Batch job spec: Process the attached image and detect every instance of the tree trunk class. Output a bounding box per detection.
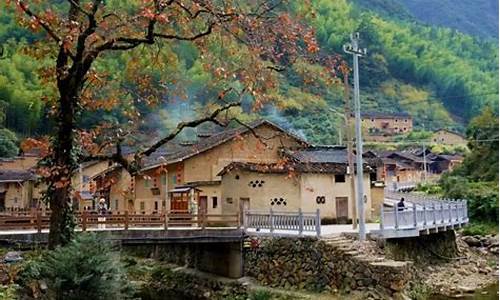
[47,87,78,249]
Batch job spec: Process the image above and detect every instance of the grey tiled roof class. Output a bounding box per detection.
[360,112,411,119]
[283,146,349,164]
[0,170,36,182]
[141,119,309,169]
[217,161,348,176]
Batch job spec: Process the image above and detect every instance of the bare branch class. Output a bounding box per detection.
[81,101,241,174]
[16,0,62,44]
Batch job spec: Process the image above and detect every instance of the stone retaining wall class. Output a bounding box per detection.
[244,237,412,295]
[385,230,458,263]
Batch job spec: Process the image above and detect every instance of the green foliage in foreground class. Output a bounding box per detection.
[19,233,133,300]
[439,108,499,226]
[461,222,499,236]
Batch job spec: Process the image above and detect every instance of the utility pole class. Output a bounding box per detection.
[344,33,367,241]
[340,64,357,229]
[422,123,427,183]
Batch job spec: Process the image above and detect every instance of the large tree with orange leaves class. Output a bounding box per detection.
[8,0,336,247]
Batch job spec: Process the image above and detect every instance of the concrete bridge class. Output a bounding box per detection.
[371,191,469,238]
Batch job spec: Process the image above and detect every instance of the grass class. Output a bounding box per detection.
[461,222,498,236]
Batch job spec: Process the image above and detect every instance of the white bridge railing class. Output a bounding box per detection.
[244,209,321,237]
[380,199,468,231]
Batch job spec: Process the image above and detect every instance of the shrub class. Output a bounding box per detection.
[440,175,498,223]
[19,233,133,300]
[461,223,498,236]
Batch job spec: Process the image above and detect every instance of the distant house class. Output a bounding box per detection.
[432,129,467,146]
[219,146,374,223]
[353,112,413,141]
[429,154,464,174]
[0,170,39,210]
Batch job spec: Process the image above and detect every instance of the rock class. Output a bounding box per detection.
[458,268,469,276]
[427,266,435,272]
[3,251,22,263]
[489,247,498,254]
[462,236,481,247]
[458,286,475,293]
[39,280,48,292]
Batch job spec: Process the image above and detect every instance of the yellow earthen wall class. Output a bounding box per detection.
[431,130,467,146]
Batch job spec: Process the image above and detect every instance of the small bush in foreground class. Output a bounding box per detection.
[19,233,133,300]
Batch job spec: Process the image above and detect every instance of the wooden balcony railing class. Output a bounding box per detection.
[0,210,240,233]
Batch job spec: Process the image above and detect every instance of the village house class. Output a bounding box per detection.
[0,152,126,211]
[431,129,467,146]
[129,120,308,214]
[355,112,413,141]
[429,154,464,174]
[0,169,39,210]
[218,146,374,223]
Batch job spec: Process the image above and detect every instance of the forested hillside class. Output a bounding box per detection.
[0,0,498,148]
[400,0,498,39]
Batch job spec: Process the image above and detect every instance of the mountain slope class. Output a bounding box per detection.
[400,0,499,39]
[0,1,498,146]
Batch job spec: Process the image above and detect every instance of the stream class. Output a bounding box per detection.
[429,282,499,300]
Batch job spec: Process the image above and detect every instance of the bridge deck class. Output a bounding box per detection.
[0,227,245,245]
[372,194,469,238]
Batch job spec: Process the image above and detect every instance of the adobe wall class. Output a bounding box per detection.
[183,124,303,184]
[431,131,467,146]
[0,181,33,209]
[220,170,373,220]
[300,173,372,220]
[220,170,301,215]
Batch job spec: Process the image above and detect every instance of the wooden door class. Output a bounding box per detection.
[0,192,5,211]
[171,195,188,211]
[198,196,207,226]
[335,197,349,224]
[239,198,249,226]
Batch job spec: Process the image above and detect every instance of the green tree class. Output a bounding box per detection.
[440,107,499,224]
[0,128,18,157]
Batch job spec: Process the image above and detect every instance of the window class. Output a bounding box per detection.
[394,127,398,131]
[316,196,326,204]
[212,197,218,209]
[395,119,398,122]
[334,175,346,183]
[140,201,145,211]
[226,198,233,204]
[151,187,160,195]
[115,199,119,210]
[404,119,408,122]
[144,179,150,188]
[371,118,374,122]
[403,127,407,131]
[172,175,177,184]
[154,201,159,211]
[161,174,167,185]
[270,197,287,206]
